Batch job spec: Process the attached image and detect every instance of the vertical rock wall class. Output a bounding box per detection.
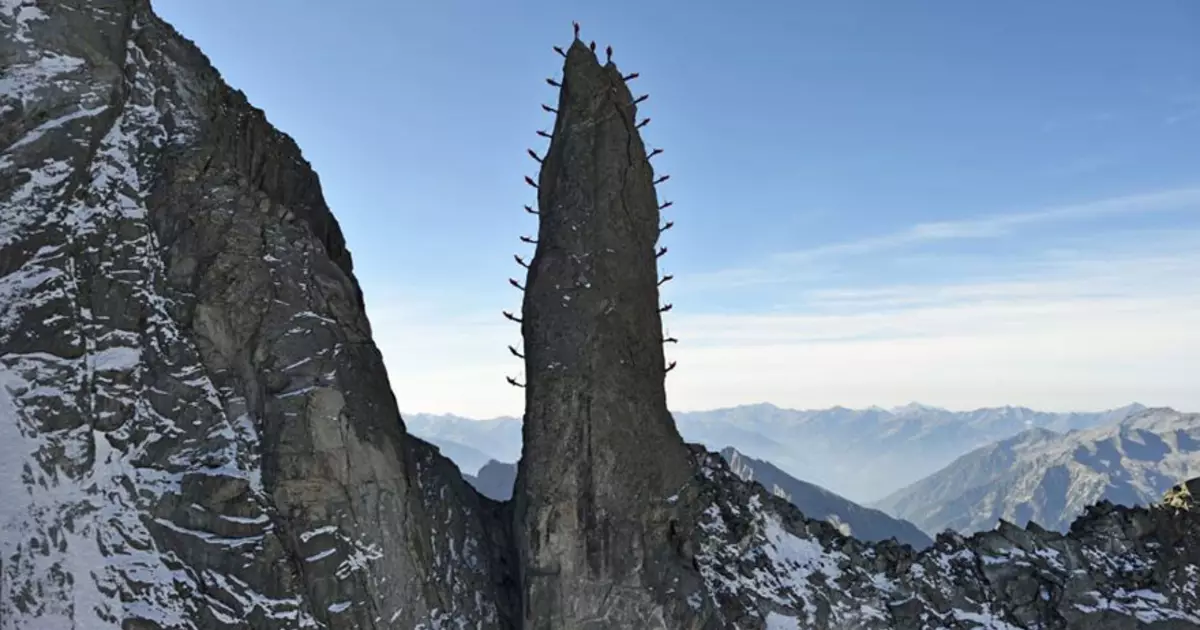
[513,39,694,629]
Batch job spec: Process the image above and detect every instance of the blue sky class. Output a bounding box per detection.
[155,1,1200,417]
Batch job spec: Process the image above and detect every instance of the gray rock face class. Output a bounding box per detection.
[512,38,695,629]
[4,5,1200,630]
[0,2,514,628]
[720,447,933,549]
[454,449,935,550]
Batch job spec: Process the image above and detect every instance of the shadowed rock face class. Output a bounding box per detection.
[0,2,514,627]
[513,39,694,628]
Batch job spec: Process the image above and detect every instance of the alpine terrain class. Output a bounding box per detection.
[2,2,1199,629]
[463,450,933,549]
[874,408,1200,536]
[720,447,933,549]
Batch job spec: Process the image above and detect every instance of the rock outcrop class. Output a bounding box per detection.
[1,2,513,628]
[3,4,1199,630]
[1164,478,1199,511]
[509,37,1200,630]
[512,38,696,628]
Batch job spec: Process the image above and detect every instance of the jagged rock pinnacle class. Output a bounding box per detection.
[513,39,693,628]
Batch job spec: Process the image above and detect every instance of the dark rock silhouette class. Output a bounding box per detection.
[472,459,520,502]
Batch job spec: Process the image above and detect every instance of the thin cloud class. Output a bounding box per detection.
[664,253,1200,413]
[679,187,1200,291]
[366,192,1200,417]
[775,187,1200,263]
[369,239,1200,417]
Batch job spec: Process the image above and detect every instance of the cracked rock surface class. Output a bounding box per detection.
[0,1,514,627]
[513,39,695,630]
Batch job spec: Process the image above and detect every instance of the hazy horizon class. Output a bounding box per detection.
[400,400,1167,421]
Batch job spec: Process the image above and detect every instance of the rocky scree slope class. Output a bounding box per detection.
[0,1,515,628]
[2,4,1200,630]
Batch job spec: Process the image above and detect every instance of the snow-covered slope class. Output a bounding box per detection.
[721,447,933,548]
[685,449,1200,629]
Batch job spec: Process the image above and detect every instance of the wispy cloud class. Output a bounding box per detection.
[370,238,1200,417]
[367,187,1200,417]
[1165,91,1200,125]
[780,187,1200,261]
[664,247,1200,413]
[679,187,1200,291]
[1044,154,1121,178]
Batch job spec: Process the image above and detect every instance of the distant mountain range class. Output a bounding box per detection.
[872,407,1200,535]
[405,402,1147,502]
[719,448,932,548]
[418,404,1195,540]
[461,448,932,548]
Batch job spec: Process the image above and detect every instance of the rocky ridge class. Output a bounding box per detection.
[873,408,1200,535]
[1,1,512,628]
[1,3,1199,629]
